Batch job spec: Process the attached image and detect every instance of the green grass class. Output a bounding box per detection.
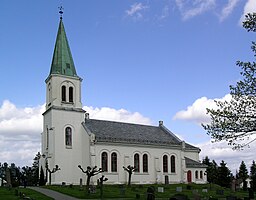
[44,183,252,199]
[0,187,53,200]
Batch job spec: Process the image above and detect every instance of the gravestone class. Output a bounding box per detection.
[79,178,83,190]
[171,193,189,200]
[202,189,208,193]
[176,186,182,192]
[158,187,164,193]
[119,185,125,196]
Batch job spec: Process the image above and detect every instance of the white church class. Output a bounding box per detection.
[40,15,207,185]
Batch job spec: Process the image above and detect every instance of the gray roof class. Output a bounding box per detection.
[83,119,199,150]
[185,157,207,168]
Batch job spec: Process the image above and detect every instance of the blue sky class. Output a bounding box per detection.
[0,0,256,172]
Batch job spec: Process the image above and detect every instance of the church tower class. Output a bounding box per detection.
[41,13,90,184]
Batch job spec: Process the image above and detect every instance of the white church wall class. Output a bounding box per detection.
[43,109,89,185]
[91,143,200,184]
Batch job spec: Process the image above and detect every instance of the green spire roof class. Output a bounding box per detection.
[50,18,77,77]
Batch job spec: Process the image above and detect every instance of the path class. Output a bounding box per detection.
[29,187,79,200]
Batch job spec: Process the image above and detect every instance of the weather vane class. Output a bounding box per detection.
[58,5,64,19]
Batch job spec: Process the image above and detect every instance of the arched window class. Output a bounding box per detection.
[134,154,140,172]
[163,155,168,173]
[171,155,176,173]
[111,152,117,172]
[143,154,148,173]
[101,152,108,172]
[200,170,203,179]
[62,85,66,102]
[65,127,72,146]
[69,87,73,102]
[195,170,198,179]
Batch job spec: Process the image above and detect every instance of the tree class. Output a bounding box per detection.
[238,161,249,190]
[202,13,256,149]
[31,152,40,186]
[217,160,232,188]
[250,160,256,191]
[202,157,218,184]
[123,165,136,186]
[45,161,60,185]
[78,165,102,193]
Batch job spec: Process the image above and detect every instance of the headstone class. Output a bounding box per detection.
[249,188,254,199]
[176,187,182,192]
[79,178,83,189]
[192,189,198,194]
[202,189,208,193]
[216,190,224,195]
[171,193,188,200]
[158,187,164,193]
[226,196,237,200]
[231,180,236,191]
[119,185,125,196]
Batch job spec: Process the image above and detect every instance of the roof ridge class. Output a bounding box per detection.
[88,118,156,127]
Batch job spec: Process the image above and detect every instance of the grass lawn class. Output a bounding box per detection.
[44,183,252,199]
[0,187,53,200]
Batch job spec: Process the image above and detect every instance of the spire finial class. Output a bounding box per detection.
[58,6,64,19]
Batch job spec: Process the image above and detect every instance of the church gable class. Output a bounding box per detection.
[83,119,199,150]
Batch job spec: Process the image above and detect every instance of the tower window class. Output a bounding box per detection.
[134,154,140,172]
[65,127,72,147]
[69,87,73,102]
[111,152,117,172]
[101,152,108,172]
[62,85,66,102]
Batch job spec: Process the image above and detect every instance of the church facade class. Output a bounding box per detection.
[40,17,207,185]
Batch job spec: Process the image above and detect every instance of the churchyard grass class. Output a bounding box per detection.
[44,183,252,199]
[0,187,53,200]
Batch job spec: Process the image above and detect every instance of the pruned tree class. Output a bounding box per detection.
[202,13,256,149]
[45,161,60,185]
[98,175,108,199]
[78,165,102,193]
[39,166,46,186]
[123,165,135,186]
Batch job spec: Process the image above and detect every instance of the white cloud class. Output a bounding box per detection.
[125,2,149,20]
[175,0,216,20]
[84,106,152,125]
[239,0,256,25]
[219,0,240,22]
[173,94,231,124]
[159,4,170,20]
[0,100,152,167]
[198,138,256,174]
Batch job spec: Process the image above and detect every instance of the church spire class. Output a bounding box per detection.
[49,9,77,77]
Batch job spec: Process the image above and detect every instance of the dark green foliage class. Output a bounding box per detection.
[250,160,256,191]
[202,13,256,149]
[202,157,219,184]
[203,157,232,188]
[238,161,249,190]
[217,160,232,188]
